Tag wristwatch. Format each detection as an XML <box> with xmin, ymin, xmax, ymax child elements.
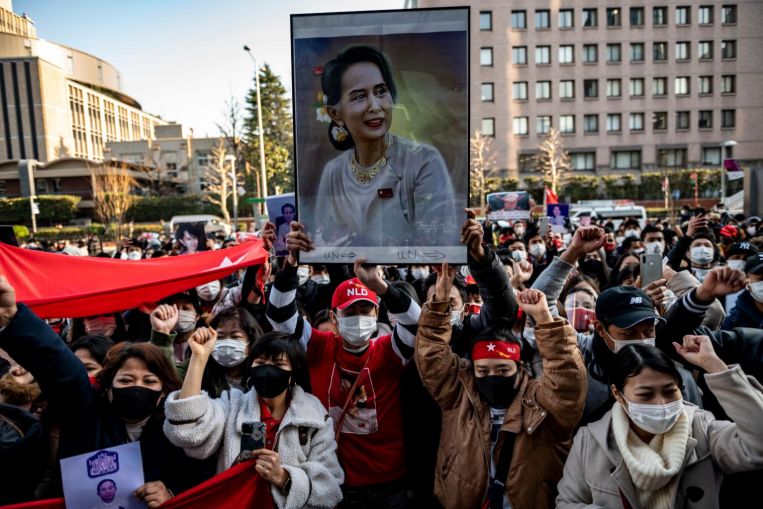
<box><xmin>279</xmin><ymin>472</ymin><xmax>292</xmax><ymax>494</ymax></box>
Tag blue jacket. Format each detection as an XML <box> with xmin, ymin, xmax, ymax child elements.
<box><xmin>722</xmin><ymin>291</ymin><xmax>763</xmax><ymax>330</ymax></box>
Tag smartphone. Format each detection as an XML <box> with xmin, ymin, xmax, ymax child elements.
<box><xmin>0</xmin><ymin>225</ymin><xmax>18</xmax><ymax>247</ymax></box>
<box><xmin>240</xmin><ymin>421</ymin><xmax>266</xmax><ymax>452</ymax></box>
<box><xmin>693</xmin><ymin>207</ymin><xmax>706</xmax><ymax>217</ymax></box>
<box><xmin>640</xmin><ymin>253</ymin><xmax>663</xmax><ymax>287</ymax></box>
<box><xmin>539</xmin><ymin>217</ymin><xmax>549</xmax><ymax>237</ymax></box>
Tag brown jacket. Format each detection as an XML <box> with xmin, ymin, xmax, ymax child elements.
<box><xmin>415</xmin><ymin>300</ymin><xmax>587</xmax><ymax>509</ymax></box>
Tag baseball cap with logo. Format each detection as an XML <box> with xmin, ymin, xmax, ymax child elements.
<box><xmin>595</xmin><ymin>286</ymin><xmax>665</xmax><ymax>329</ymax></box>
<box><xmin>744</xmin><ymin>252</ymin><xmax>763</xmax><ymax>275</ymax></box>
<box><xmin>727</xmin><ymin>241</ymin><xmax>759</xmax><ymax>258</ymax></box>
<box><xmin>331</xmin><ymin>278</ymin><xmax>379</xmax><ymax>310</ymax></box>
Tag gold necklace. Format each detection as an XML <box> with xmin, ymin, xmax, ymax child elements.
<box><xmin>350</xmin><ymin>135</ymin><xmax>393</xmax><ymax>184</ymax></box>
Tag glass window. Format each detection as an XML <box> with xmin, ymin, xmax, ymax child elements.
<box><xmin>512</xmin><ymin>46</ymin><xmax>527</xmax><ymax>64</ymax></box>
<box><xmin>675</xmin><ymin>41</ymin><xmax>690</xmax><ymax>61</ymax></box>
<box><xmin>560</xmin><ymin>80</ymin><xmax>575</xmax><ymax>99</ymax></box>
<box><xmin>699</xmin><ymin>6</ymin><xmax>713</xmax><ymax>25</ymax></box>
<box><xmin>653</xmin><ymin>77</ymin><xmax>668</xmax><ymax>96</ymax></box>
<box><xmin>480</xmin><ymin>47</ymin><xmax>493</xmax><ymax>66</ymax></box>
<box><xmin>676</xmin><ymin>111</ymin><xmax>691</xmax><ymax>130</ymax></box>
<box><xmin>698</xmin><ymin>76</ymin><xmax>713</xmax><ymax>95</ymax></box>
<box><xmin>480</xmin><ymin>11</ymin><xmax>492</xmax><ymax>30</ymax></box>
<box><xmin>611</xmin><ymin>150</ymin><xmax>641</xmax><ymax>169</ymax></box>
<box><xmin>536</xmin><ymin>81</ymin><xmax>552</xmax><ymax>100</ymax></box>
<box><xmin>571</xmin><ymin>152</ymin><xmax>596</xmax><ymax>171</ymax></box>
<box><xmin>606</xmin><ymin>44</ymin><xmax>621</xmax><ymax>62</ymax></box>
<box><xmin>606</xmin><ymin>8</ymin><xmax>621</xmax><ymax>27</ymax></box>
<box><xmin>630</xmin><ymin>43</ymin><xmax>644</xmax><ymax>62</ymax></box>
<box><xmin>702</xmin><ymin>147</ymin><xmax>722</xmax><ymax>164</ymax></box>
<box><xmin>584</xmin><ymin>79</ymin><xmax>599</xmax><ymax>98</ymax></box>
<box><xmin>722</xmin><ymin>40</ymin><xmax>737</xmax><ymax>59</ymax></box>
<box><xmin>537</xmin><ymin>115</ymin><xmax>552</xmax><ymax>135</ymax></box>
<box><xmin>607</xmin><ymin>114</ymin><xmax>621</xmax><ymax>132</ymax></box>
<box><xmin>583</xmin><ymin>8</ymin><xmax>597</xmax><ymax>27</ymax></box>
<box><xmin>583</xmin><ymin>44</ymin><xmax>598</xmax><ymax>63</ymax></box>
<box><xmin>658</xmin><ymin>148</ymin><xmax>687</xmax><ymax>167</ymax></box>
<box><xmin>559</xmin><ymin>45</ymin><xmax>574</xmax><ymax>64</ymax></box>
<box><xmin>630</xmin><ymin>7</ymin><xmax>645</xmax><ymax>26</ymax></box>
<box><xmin>482</xmin><ymin>118</ymin><xmax>495</xmax><ymax>136</ymax></box>
<box><xmin>536</xmin><ymin>45</ymin><xmax>551</xmax><ymax>64</ymax></box>
<box><xmin>653</xmin><ymin>111</ymin><xmax>668</xmax><ymax>130</ymax></box>
<box><xmin>513</xmin><ymin>116</ymin><xmax>529</xmax><ymax>135</ymax></box>
<box><xmin>518</xmin><ymin>153</ymin><xmax>537</xmax><ymax>173</ymax></box>
<box><xmin>629</xmin><ymin>113</ymin><xmax>645</xmax><ymax>131</ymax></box>
<box><xmin>722</xmin><ymin>109</ymin><xmax>736</xmax><ymax>128</ymax></box>
<box><xmin>630</xmin><ymin>78</ymin><xmax>644</xmax><ymax>97</ymax></box>
<box><xmin>481</xmin><ymin>83</ymin><xmax>494</xmax><ymax>102</ymax></box>
<box><xmin>653</xmin><ymin>42</ymin><xmax>667</xmax><ymax>61</ymax></box>
<box><xmin>676</xmin><ymin>6</ymin><xmax>691</xmax><ymax>25</ymax></box>
<box><xmin>560</xmin><ymin>115</ymin><xmax>575</xmax><ymax>133</ymax></box>
<box><xmin>721</xmin><ymin>75</ymin><xmax>736</xmax><ymax>94</ymax></box>
<box><xmin>675</xmin><ymin>76</ymin><xmax>690</xmax><ymax>95</ymax></box>
<box><xmin>699</xmin><ymin>41</ymin><xmax>713</xmax><ymax>60</ymax></box>
<box><xmin>722</xmin><ymin>5</ymin><xmax>737</xmax><ymax>24</ymax></box>
<box><xmin>535</xmin><ymin>10</ymin><xmax>550</xmax><ymax>29</ymax></box>
<box><xmin>606</xmin><ymin>79</ymin><xmax>622</xmax><ymax>98</ymax></box>
<box><xmin>559</xmin><ymin>9</ymin><xmax>574</xmax><ymax>28</ymax></box>
<box><xmin>511</xmin><ymin>10</ymin><xmax>527</xmax><ymax>29</ymax></box>
<box><xmin>512</xmin><ymin>81</ymin><xmax>528</xmax><ymax>100</ymax></box>
<box><xmin>698</xmin><ymin>110</ymin><xmax>713</xmax><ymax>129</ymax></box>
<box><xmin>653</xmin><ymin>6</ymin><xmax>668</xmax><ymax>26</ymax></box>
<box><xmin>583</xmin><ymin>114</ymin><xmax>599</xmax><ymax>133</ymax></box>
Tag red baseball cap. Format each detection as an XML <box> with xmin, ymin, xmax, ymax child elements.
<box><xmin>331</xmin><ymin>278</ymin><xmax>378</xmax><ymax>310</ymax></box>
<box><xmin>720</xmin><ymin>225</ymin><xmax>738</xmax><ymax>238</ymax></box>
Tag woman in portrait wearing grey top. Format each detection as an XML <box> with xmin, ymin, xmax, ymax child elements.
<box><xmin>309</xmin><ymin>45</ymin><xmax>458</xmax><ymax>248</ymax></box>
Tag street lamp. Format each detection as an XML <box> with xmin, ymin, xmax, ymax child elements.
<box><xmin>719</xmin><ymin>140</ymin><xmax>737</xmax><ymax>202</ymax></box>
<box><xmin>225</xmin><ymin>154</ymin><xmax>239</xmax><ymax>233</ymax></box>
<box><xmin>243</xmin><ymin>45</ymin><xmax>268</xmax><ymax>216</ymax></box>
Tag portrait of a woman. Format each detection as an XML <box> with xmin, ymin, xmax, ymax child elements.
<box><xmin>307</xmin><ymin>45</ymin><xmax>458</xmax><ymax>248</ymax></box>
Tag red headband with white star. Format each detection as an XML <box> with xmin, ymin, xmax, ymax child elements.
<box><xmin>471</xmin><ymin>340</ymin><xmax>520</xmax><ymax>361</ymax></box>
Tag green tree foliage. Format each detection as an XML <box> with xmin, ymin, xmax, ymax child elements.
<box><xmin>0</xmin><ymin>195</ymin><xmax>80</xmax><ymax>226</ymax></box>
<box><xmin>128</xmin><ymin>196</ymin><xmax>218</xmax><ymax>222</ymax></box>
<box><xmin>244</xmin><ymin>63</ymin><xmax>294</xmax><ymax>195</ymax></box>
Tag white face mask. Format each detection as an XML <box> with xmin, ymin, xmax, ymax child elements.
<box><xmin>337</xmin><ymin>315</ymin><xmax>377</xmax><ymax>346</ymax></box>
<box><xmin>175</xmin><ymin>309</ymin><xmax>197</xmax><ymax>333</ymax></box>
<box><xmin>692</xmin><ymin>267</ymin><xmax>710</xmax><ymax>283</ymax></box>
<box><xmin>411</xmin><ymin>267</ymin><xmax>429</xmax><ymax>280</ymax></box>
<box><xmin>623</xmin><ymin>398</ymin><xmax>684</xmax><ymax>435</ymax></box>
<box><xmin>529</xmin><ymin>243</ymin><xmax>546</xmax><ymax>258</ymax></box>
<box><xmin>625</xmin><ymin>229</ymin><xmax>641</xmax><ymax>239</ymax></box>
<box><xmin>613</xmin><ymin>337</ymin><xmax>656</xmax><ymax>353</ymax></box>
<box><xmin>311</xmin><ymin>274</ymin><xmax>330</xmax><ymax>285</ymax></box>
<box><xmin>128</xmin><ymin>251</ymin><xmax>142</xmax><ymax>260</ymax></box>
<box><xmin>727</xmin><ymin>259</ymin><xmax>745</xmax><ymax>271</ymax></box>
<box><xmin>297</xmin><ymin>267</ymin><xmax>310</xmax><ymax>286</ymax></box>
<box><xmin>645</xmin><ymin>241</ymin><xmax>664</xmax><ymax>255</ymax></box>
<box><xmin>749</xmin><ymin>281</ymin><xmax>763</xmax><ymax>303</ymax></box>
<box><xmin>120</xmin><ymin>252</ymin><xmax>129</xmax><ymax>260</ymax></box>
<box><xmin>632</xmin><ymin>248</ymin><xmax>645</xmax><ymax>255</ymax></box>
<box><xmin>747</xmin><ymin>226</ymin><xmax>757</xmax><ymax>237</ymax></box>
<box><xmin>511</xmin><ymin>249</ymin><xmax>527</xmax><ymax>262</ymax></box>
<box><xmin>689</xmin><ymin>246</ymin><xmax>714</xmax><ymax>265</ymax></box>
<box><xmin>450</xmin><ymin>310</ymin><xmax>463</xmax><ymax>327</ymax></box>
<box><xmin>211</xmin><ymin>338</ymin><xmax>246</xmax><ymax>367</ymax></box>
<box><xmin>616</xmin><ymin>236</ymin><xmax>625</xmax><ymax>245</ymax></box>
<box><xmin>196</xmin><ymin>281</ymin><xmax>221</xmax><ymax>301</ymax></box>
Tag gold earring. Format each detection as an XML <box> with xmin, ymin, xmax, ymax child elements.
<box><xmin>331</xmin><ymin>124</ymin><xmax>348</xmax><ymax>143</ymax></box>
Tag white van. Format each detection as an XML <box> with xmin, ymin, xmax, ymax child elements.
<box><xmin>570</xmin><ymin>202</ymin><xmax>647</xmax><ymax>229</ymax></box>
<box><xmin>169</xmin><ymin>215</ymin><xmax>232</xmax><ymax>238</ymax></box>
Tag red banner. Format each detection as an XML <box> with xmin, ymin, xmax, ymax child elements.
<box><xmin>544</xmin><ymin>187</ymin><xmax>558</xmax><ymax>205</ymax></box>
<box><xmin>0</xmin><ymin>461</ymin><xmax>269</xmax><ymax>509</ymax></box>
<box><xmin>0</xmin><ymin>241</ymin><xmax>269</xmax><ymax>318</ymax></box>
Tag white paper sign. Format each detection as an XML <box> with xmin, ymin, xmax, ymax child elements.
<box><xmin>61</xmin><ymin>442</ymin><xmax>146</xmax><ymax>509</ymax></box>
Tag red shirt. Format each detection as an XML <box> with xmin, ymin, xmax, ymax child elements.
<box><xmin>256</xmin><ymin>398</ymin><xmax>283</xmax><ymax>509</ymax></box>
<box><xmin>306</xmin><ymin>329</ymin><xmax>407</xmax><ymax>487</ymax></box>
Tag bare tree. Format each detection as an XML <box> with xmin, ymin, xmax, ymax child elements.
<box><xmin>202</xmin><ymin>138</ymin><xmax>241</xmax><ymax>223</ymax></box>
<box><xmin>470</xmin><ymin>130</ymin><xmax>497</xmax><ymax>211</ymax></box>
<box><xmin>535</xmin><ymin>128</ymin><xmax>571</xmax><ymax>196</ymax></box>
<box><xmin>89</xmin><ymin>162</ymin><xmax>138</xmax><ymax>240</ymax></box>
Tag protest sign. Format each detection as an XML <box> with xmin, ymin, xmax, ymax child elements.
<box><xmin>292</xmin><ymin>8</ymin><xmax>469</xmax><ymax>264</ymax></box>
<box><xmin>173</xmin><ymin>222</ymin><xmax>208</xmax><ymax>255</ymax></box>
<box><xmin>266</xmin><ymin>193</ymin><xmax>296</xmax><ymax>256</ymax></box>
<box><xmin>547</xmin><ymin>203</ymin><xmax>570</xmax><ymax>232</ymax></box>
<box><xmin>60</xmin><ymin>442</ymin><xmax>145</xmax><ymax>509</ymax></box>
<box><xmin>487</xmin><ymin>192</ymin><xmax>531</xmax><ymax>220</ymax></box>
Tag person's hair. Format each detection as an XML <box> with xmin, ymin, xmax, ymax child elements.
<box><xmin>621</xmin><ymin>237</ymin><xmax>642</xmax><ymax>253</ymax></box>
<box><xmin>161</xmin><ymin>292</ymin><xmax>202</xmax><ymax>315</ymax></box>
<box><xmin>495</xmin><ymin>248</ymin><xmax>515</xmax><ymax>267</ymax></box>
<box><xmin>209</xmin><ymin>307</ymin><xmax>264</xmax><ymax>350</ymax></box>
<box><xmin>243</xmin><ymin>332</ymin><xmax>312</xmax><ymax>393</ymax></box>
<box><xmin>97</xmin><ymin>479</ymin><xmax>115</xmax><ymax>492</ymax></box>
<box><xmin>96</xmin><ymin>342</ymin><xmax>181</xmax><ymax>394</ymax></box>
<box><xmin>610</xmin><ymin>344</ymin><xmax>682</xmax><ymax>392</ymax></box>
<box><xmin>312</xmin><ymin>309</ymin><xmax>333</xmax><ymax>328</ymax></box>
<box><xmin>612</xmin><ymin>263</ymin><xmax>639</xmax><ymax>288</ymax></box>
<box><xmin>281</xmin><ymin>203</ymin><xmax>295</xmax><ymax>214</ymax></box>
<box><xmin>70</xmin><ymin>335</ymin><xmax>115</xmax><ymax>366</ymax></box>
<box><xmin>640</xmin><ymin>224</ymin><xmax>662</xmax><ymax>241</ymax></box>
<box><xmin>176</xmin><ymin>223</ymin><xmax>203</xmax><ymax>243</ymax></box>
<box><xmin>321</xmin><ymin>45</ymin><xmax>398</xmax><ymax>150</ymax></box>
<box><xmin>150</xmin><ymin>249</ymin><xmax>167</xmax><ymax>258</ymax></box>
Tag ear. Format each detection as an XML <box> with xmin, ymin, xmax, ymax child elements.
<box><xmin>593</xmin><ymin>320</ymin><xmax>606</xmax><ymax>338</ymax></box>
<box><xmin>326</xmin><ymin>105</ymin><xmax>343</xmax><ymax>125</ymax></box>
<box><xmin>330</xmin><ymin>309</ymin><xmax>338</xmax><ymax>325</ymax></box>
<box><xmin>611</xmin><ymin>384</ymin><xmax>625</xmax><ymax>406</ymax></box>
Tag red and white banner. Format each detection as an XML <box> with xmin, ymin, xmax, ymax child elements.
<box><xmin>0</xmin><ymin>241</ymin><xmax>269</xmax><ymax>318</ymax></box>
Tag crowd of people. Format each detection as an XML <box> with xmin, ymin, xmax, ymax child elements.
<box><xmin>1</xmin><ymin>203</ymin><xmax>762</xmax><ymax>509</ymax></box>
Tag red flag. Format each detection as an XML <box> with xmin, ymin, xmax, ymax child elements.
<box><xmin>545</xmin><ymin>187</ymin><xmax>559</xmax><ymax>204</ymax></box>
<box><xmin>0</xmin><ymin>241</ymin><xmax>269</xmax><ymax>318</ymax></box>
<box><xmin>0</xmin><ymin>461</ymin><xmax>269</xmax><ymax>509</ymax></box>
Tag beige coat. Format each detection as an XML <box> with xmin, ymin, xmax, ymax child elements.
<box><xmin>556</xmin><ymin>365</ymin><xmax>763</xmax><ymax>509</ymax></box>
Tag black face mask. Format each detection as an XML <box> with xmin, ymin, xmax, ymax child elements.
<box><xmin>110</xmin><ymin>386</ymin><xmax>162</xmax><ymax>421</ymax></box>
<box><xmin>580</xmin><ymin>259</ymin><xmax>604</xmax><ymax>276</ymax></box>
<box><xmin>247</xmin><ymin>365</ymin><xmax>291</xmax><ymax>398</ymax></box>
<box><xmin>475</xmin><ymin>373</ymin><xmax>519</xmax><ymax>409</ymax></box>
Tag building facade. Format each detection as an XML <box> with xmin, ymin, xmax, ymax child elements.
<box><xmin>416</xmin><ymin>0</ymin><xmax>763</xmax><ymax>181</ymax></box>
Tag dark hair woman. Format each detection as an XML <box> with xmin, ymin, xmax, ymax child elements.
<box><xmin>70</xmin><ymin>334</ymin><xmax>114</xmax><ymax>379</ymax></box>
<box><xmin>305</xmin><ymin>44</ymin><xmax>458</xmax><ymax>248</ymax></box>
<box><xmin>557</xmin><ymin>341</ymin><xmax>763</xmax><ymax>508</ymax></box>
<box><xmin>0</xmin><ymin>279</ymin><xmax>213</xmax><ymax>507</ymax></box>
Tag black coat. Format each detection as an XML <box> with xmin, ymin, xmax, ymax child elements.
<box><xmin>0</xmin><ymin>305</ymin><xmax>214</xmax><ymax>498</ymax></box>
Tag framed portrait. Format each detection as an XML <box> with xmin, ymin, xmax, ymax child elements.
<box><xmin>487</xmin><ymin>191</ymin><xmax>532</xmax><ymax>220</ymax></box>
<box><xmin>266</xmin><ymin>193</ymin><xmax>297</xmax><ymax>256</ymax></box>
<box><xmin>173</xmin><ymin>221</ymin><xmax>208</xmax><ymax>255</ymax></box>
<box><xmin>291</xmin><ymin>7</ymin><xmax>469</xmax><ymax>264</ymax></box>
